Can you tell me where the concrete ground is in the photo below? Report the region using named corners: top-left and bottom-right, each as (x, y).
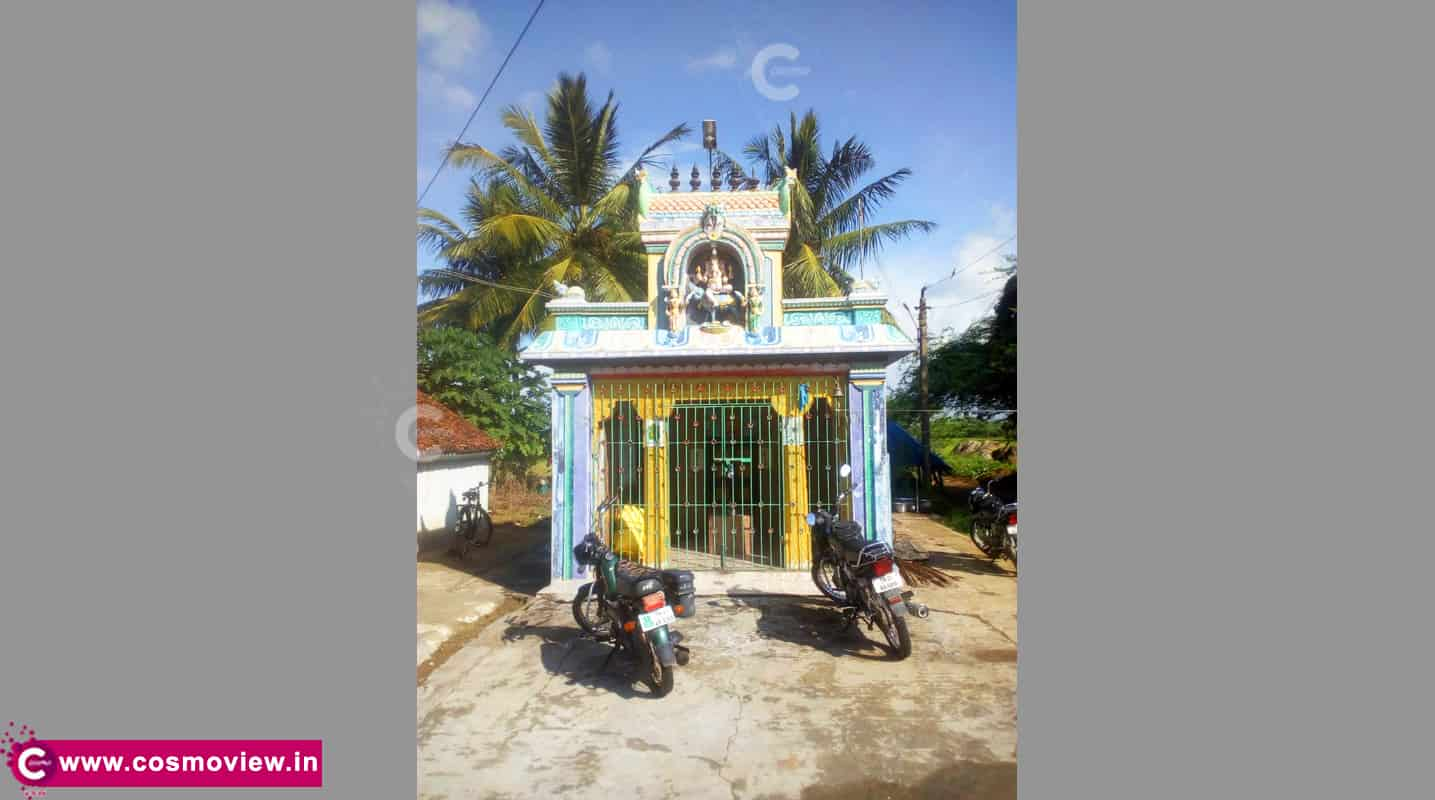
top-left (418, 514), bottom-right (1016, 800)
top-left (417, 521), bottom-right (551, 680)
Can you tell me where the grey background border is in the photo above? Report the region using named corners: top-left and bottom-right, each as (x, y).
top-left (1, 1), bottom-right (1431, 798)
top-left (1, 3), bottom-right (415, 798)
top-left (1022, 1), bottom-right (1431, 797)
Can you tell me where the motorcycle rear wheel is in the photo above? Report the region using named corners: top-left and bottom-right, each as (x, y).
top-left (450, 507), bottom-right (475, 558)
top-left (971, 518), bottom-right (999, 558)
top-left (642, 636), bottom-right (675, 697)
top-left (877, 602), bottom-right (913, 660)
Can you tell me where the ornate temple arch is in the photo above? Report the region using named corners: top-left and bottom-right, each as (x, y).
top-left (662, 217), bottom-right (765, 290)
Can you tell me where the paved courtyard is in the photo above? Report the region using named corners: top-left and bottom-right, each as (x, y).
top-left (418, 513), bottom-right (1016, 799)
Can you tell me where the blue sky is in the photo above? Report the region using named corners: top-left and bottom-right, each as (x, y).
top-left (417, 0), bottom-right (1015, 362)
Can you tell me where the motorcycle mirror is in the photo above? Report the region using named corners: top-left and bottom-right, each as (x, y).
top-left (839, 464), bottom-right (851, 479)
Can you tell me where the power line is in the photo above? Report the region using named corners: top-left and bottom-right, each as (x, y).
top-left (417, 0), bottom-right (546, 207)
top-left (426, 269), bottom-right (558, 299)
top-left (930, 287), bottom-right (1003, 309)
top-left (924, 234), bottom-right (1016, 291)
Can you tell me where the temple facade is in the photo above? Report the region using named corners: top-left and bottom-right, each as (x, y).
top-left (518, 168), bottom-right (914, 580)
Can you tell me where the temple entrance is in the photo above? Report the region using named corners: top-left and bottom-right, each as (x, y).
top-left (591, 375), bottom-right (849, 572)
top-left (666, 401), bottom-right (784, 570)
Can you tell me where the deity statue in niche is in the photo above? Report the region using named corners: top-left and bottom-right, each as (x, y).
top-left (684, 243), bottom-right (746, 328)
top-left (664, 284), bottom-right (686, 329)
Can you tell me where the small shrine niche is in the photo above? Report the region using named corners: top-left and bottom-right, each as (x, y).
top-left (669, 242), bottom-right (750, 329)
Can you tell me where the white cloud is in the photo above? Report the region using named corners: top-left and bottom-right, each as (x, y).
top-left (417, 0), bottom-right (482, 71)
top-left (687, 47), bottom-right (738, 72)
top-left (419, 69), bottom-right (476, 112)
top-left (584, 41), bottom-right (613, 75)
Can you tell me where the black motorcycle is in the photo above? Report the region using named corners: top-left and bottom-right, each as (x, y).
top-left (807, 465), bottom-right (929, 660)
top-left (969, 479), bottom-right (1017, 569)
top-left (571, 496), bottom-right (695, 697)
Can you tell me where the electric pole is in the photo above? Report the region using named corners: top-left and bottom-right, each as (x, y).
top-left (918, 286), bottom-right (931, 491)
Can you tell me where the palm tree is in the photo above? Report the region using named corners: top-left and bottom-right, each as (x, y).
top-left (418, 73), bottom-right (691, 346)
top-left (743, 110), bottom-right (936, 297)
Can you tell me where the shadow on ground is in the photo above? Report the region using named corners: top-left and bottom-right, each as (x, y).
top-left (922, 547), bottom-right (1014, 578)
top-left (725, 596), bottom-right (898, 661)
top-left (418, 520), bottom-right (552, 595)
top-left (499, 620), bottom-right (670, 700)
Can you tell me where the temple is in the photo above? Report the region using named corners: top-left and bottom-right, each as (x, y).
top-left (519, 165), bottom-right (914, 580)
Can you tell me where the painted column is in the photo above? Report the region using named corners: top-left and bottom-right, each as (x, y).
top-left (549, 374), bottom-right (591, 580)
top-left (846, 376), bottom-right (868, 538)
top-left (849, 368), bottom-right (892, 544)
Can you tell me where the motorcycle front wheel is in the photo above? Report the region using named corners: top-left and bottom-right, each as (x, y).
top-left (571, 582), bottom-right (607, 637)
top-left (811, 555), bottom-right (848, 604)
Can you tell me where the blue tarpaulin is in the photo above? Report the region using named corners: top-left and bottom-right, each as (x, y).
top-left (887, 421), bottom-right (952, 475)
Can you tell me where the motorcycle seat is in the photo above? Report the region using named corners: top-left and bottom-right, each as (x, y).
top-left (613, 561), bottom-right (664, 598)
top-left (830, 522), bottom-right (869, 558)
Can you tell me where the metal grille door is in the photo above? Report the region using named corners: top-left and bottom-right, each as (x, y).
top-left (667, 402), bottom-right (783, 569)
top-left (592, 375), bottom-right (849, 571)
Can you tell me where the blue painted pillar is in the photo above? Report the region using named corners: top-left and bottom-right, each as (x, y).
top-left (848, 368), bottom-right (893, 544)
top-left (549, 374), bottom-right (591, 580)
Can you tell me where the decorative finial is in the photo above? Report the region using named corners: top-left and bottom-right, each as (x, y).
top-left (690, 165), bottom-right (701, 191)
top-left (669, 164), bottom-right (680, 192)
top-left (711, 165), bottom-right (722, 192)
top-left (634, 167), bottom-right (652, 217)
top-left (727, 167), bottom-right (741, 191)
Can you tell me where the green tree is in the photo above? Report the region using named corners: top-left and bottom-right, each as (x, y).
top-left (417, 73), bottom-right (691, 346)
top-left (894, 261), bottom-right (1017, 431)
top-left (417, 326), bottom-right (550, 478)
top-left (743, 110), bottom-right (936, 296)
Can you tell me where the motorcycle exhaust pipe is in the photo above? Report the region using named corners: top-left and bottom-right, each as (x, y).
top-left (907, 602), bottom-right (930, 619)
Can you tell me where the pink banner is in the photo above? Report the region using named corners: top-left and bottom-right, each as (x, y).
top-left (7, 739), bottom-right (322, 788)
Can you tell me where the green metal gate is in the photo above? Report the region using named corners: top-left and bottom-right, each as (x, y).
top-left (667, 401), bottom-right (784, 569)
top-left (593, 376), bottom-right (849, 571)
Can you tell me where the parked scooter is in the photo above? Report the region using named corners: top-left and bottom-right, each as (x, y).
top-left (969, 480), bottom-right (1017, 570)
top-left (571, 496), bottom-right (695, 697)
top-left (807, 465), bottom-right (929, 660)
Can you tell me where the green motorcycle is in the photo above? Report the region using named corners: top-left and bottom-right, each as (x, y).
top-left (572, 497), bottom-right (695, 697)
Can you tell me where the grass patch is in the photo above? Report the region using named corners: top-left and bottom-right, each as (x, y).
top-left (941, 451), bottom-right (1014, 482)
top-left (488, 478), bottom-right (550, 527)
top-left (941, 502), bottom-right (973, 537)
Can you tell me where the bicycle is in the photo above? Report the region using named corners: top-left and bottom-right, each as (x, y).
top-left (449, 482), bottom-right (494, 558)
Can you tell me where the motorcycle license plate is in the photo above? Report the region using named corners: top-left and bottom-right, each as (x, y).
top-left (638, 606), bottom-right (676, 632)
top-left (871, 571), bottom-right (904, 594)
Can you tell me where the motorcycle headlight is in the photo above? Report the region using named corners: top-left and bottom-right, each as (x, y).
top-left (805, 512), bottom-right (817, 526)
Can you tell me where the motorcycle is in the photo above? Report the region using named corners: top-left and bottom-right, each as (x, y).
top-left (969, 479), bottom-right (1018, 569)
top-left (571, 496), bottom-right (695, 697)
top-left (807, 464), bottom-right (929, 660)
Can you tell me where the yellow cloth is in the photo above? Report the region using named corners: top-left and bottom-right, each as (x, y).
top-left (611, 504), bottom-right (649, 563)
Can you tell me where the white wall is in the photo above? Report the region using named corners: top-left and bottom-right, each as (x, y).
top-left (416, 457), bottom-right (490, 553)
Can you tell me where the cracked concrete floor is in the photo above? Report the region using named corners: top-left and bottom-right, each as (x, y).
top-left (417, 514), bottom-right (1016, 800)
